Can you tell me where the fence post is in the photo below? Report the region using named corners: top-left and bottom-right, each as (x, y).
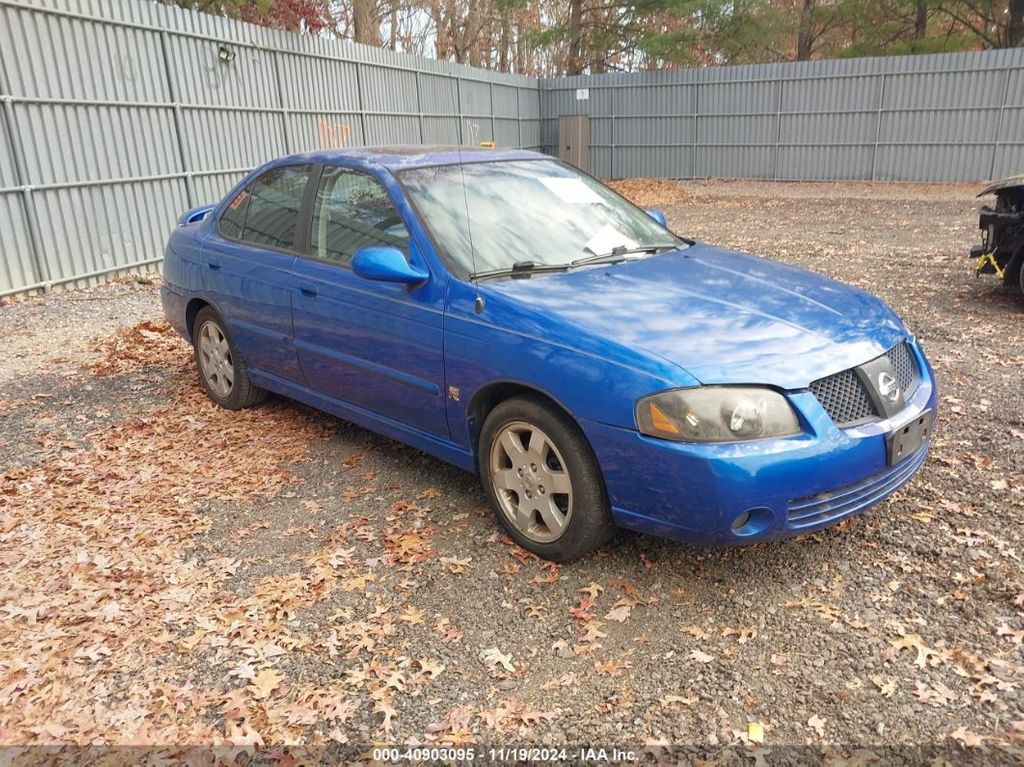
top-left (488, 79), bottom-right (495, 146)
top-left (870, 72), bottom-right (886, 182)
top-left (989, 66), bottom-right (1014, 181)
top-left (692, 81), bottom-right (700, 180)
top-left (773, 79), bottom-right (784, 181)
top-left (158, 30), bottom-right (194, 207)
top-left (456, 75), bottom-right (464, 144)
top-left (415, 70), bottom-right (425, 144)
top-left (354, 60), bottom-right (368, 146)
top-left (0, 93), bottom-right (50, 290)
top-left (516, 86), bottom-right (523, 149)
top-left (610, 84), bottom-right (616, 180)
top-left (271, 50), bottom-right (292, 153)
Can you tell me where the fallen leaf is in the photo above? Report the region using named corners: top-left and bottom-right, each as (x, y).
top-left (481, 647), bottom-right (515, 673)
top-left (807, 714), bottom-right (826, 737)
top-left (249, 668), bottom-right (284, 700)
top-left (949, 726), bottom-right (986, 748)
top-left (604, 601), bottom-right (632, 623)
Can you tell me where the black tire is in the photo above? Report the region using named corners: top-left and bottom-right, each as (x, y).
top-left (478, 396), bottom-right (615, 562)
top-left (192, 306), bottom-right (266, 410)
top-left (1002, 245), bottom-right (1023, 293)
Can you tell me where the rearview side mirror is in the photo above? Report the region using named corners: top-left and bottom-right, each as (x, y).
top-left (646, 208), bottom-right (668, 227)
top-left (352, 246), bottom-right (429, 285)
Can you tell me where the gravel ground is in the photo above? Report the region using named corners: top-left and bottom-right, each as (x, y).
top-left (1, 180), bottom-right (1022, 762)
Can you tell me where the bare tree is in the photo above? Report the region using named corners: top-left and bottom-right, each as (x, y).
top-left (353, 0), bottom-right (381, 44)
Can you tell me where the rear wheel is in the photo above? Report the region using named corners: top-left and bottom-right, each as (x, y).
top-left (479, 396), bottom-right (614, 562)
top-left (192, 307), bottom-right (266, 410)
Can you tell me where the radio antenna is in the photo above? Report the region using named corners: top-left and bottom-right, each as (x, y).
top-left (454, 86), bottom-right (484, 313)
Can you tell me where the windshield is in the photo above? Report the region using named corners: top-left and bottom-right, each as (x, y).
top-left (398, 159), bottom-right (683, 277)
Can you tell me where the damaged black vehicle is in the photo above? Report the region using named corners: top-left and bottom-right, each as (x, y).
top-left (972, 174), bottom-right (1024, 292)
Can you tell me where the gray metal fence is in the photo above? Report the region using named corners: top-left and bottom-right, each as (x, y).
top-left (2, 0), bottom-right (1022, 297)
top-left (540, 48), bottom-right (1024, 184)
top-left (0, 0), bottom-right (540, 296)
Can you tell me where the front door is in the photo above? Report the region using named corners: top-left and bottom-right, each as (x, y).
top-left (290, 165), bottom-right (448, 438)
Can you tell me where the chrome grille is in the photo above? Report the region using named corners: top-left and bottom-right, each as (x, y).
top-left (809, 368), bottom-right (875, 427)
top-left (809, 342), bottom-right (920, 428)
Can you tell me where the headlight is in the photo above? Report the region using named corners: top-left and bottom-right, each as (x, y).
top-left (636, 387), bottom-right (801, 443)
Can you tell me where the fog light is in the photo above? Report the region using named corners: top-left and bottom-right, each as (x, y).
top-left (731, 510), bottom-right (751, 531)
top-left (730, 507), bottom-right (774, 537)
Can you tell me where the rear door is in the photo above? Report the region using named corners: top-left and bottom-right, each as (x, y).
top-left (290, 164), bottom-right (449, 438)
top-left (201, 164), bottom-right (313, 382)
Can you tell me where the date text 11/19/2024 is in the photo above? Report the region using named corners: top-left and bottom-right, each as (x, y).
top-left (373, 746), bottom-right (638, 762)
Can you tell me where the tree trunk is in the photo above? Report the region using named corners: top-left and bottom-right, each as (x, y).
top-left (567, 0), bottom-right (583, 74)
top-left (796, 0), bottom-right (815, 60)
top-left (499, 11), bottom-right (510, 72)
top-left (914, 0), bottom-right (928, 39)
top-left (353, 0), bottom-right (380, 46)
top-left (1010, 0), bottom-right (1024, 46)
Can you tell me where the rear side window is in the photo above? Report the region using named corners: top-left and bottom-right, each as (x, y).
top-left (221, 164), bottom-right (311, 251)
top-left (310, 167), bottom-right (409, 266)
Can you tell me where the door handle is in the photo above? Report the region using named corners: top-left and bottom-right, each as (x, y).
top-left (298, 283), bottom-right (318, 298)
top-left (207, 261), bottom-right (222, 271)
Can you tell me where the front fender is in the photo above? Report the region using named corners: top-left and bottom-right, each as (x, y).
top-left (442, 284), bottom-right (696, 453)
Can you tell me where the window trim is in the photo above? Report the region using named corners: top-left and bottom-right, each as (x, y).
top-left (301, 163), bottom-right (413, 272)
top-left (215, 163), bottom-right (318, 257)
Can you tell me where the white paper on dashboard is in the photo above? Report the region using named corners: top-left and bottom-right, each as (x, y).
top-left (584, 225), bottom-right (637, 255)
top-left (538, 177), bottom-right (604, 204)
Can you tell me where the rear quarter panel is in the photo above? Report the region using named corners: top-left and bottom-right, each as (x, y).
top-left (162, 223), bottom-right (209, 339)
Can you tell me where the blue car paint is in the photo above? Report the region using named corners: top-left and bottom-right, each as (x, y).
top-left (162, 146), bottom-right (936, 546)
top-left (351, 245), bottom-right (431, 283)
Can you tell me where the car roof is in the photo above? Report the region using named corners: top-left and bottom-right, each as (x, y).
top-left (277, 145), bottom-right (548, 172)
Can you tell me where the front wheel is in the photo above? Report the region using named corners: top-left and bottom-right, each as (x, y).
top-left (478, 396), bottom-right (615, 562)
top-left (192, 307), bottom-right (266, 410)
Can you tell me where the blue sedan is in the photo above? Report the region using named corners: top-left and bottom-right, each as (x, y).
top-left (162, 147), bottom-right (936, 561)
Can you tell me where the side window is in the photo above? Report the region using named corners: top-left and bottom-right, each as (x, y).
top-left (219, 188), bottom-right (250, 240)
top-left (236, 165), bottom-right (311, 251)
top-left (310, 167), bottom-right (409, 266)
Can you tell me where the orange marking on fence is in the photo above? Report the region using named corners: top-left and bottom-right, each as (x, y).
top-left (318, 120), bottom-right (351, 149)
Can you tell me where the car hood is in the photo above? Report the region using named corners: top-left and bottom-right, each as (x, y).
top-left (481, 243), bottom-right (908, 390)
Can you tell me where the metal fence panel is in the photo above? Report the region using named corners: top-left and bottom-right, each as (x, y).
top-left (33, 179), bottom-right (188, 285)
top-left (541, 47), bottom-right (1024, 182)
top-left (18, 103), bottom-right (181, 185)
top-left (0, 100), bottom-right (20, 189)
top-left (0, 192), bottom-right (35, 293)
top-left (3, 0), bottom-right (1021, 297)
top-left (180, 108), bottom-right (287, 173)
top-left (0, 0), bottom-right (543, 295)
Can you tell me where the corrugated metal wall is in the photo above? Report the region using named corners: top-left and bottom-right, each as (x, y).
top-left (0, 0), bottom-right (540, 296)
top-left (541, 48), bottom-right (1024, 183)
top-left (1, 0), bottom-right (1020, 297)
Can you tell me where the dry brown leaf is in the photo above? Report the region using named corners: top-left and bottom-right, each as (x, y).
top-left (248, 668), bottom-right (284, 700)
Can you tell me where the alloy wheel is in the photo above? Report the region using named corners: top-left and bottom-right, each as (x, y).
top-left (197, 320), bottom-right (234, 398)
top-left (488, 420), bottom-right (573, 543)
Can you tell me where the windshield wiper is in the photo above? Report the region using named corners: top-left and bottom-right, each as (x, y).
top-left (470, 260), bottom-right (570, 281)
top-left (571, 243), bottom-right (681, 268)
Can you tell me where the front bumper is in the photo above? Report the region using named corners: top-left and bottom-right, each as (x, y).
top-left (581, 343), bottom-right (937, 546)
